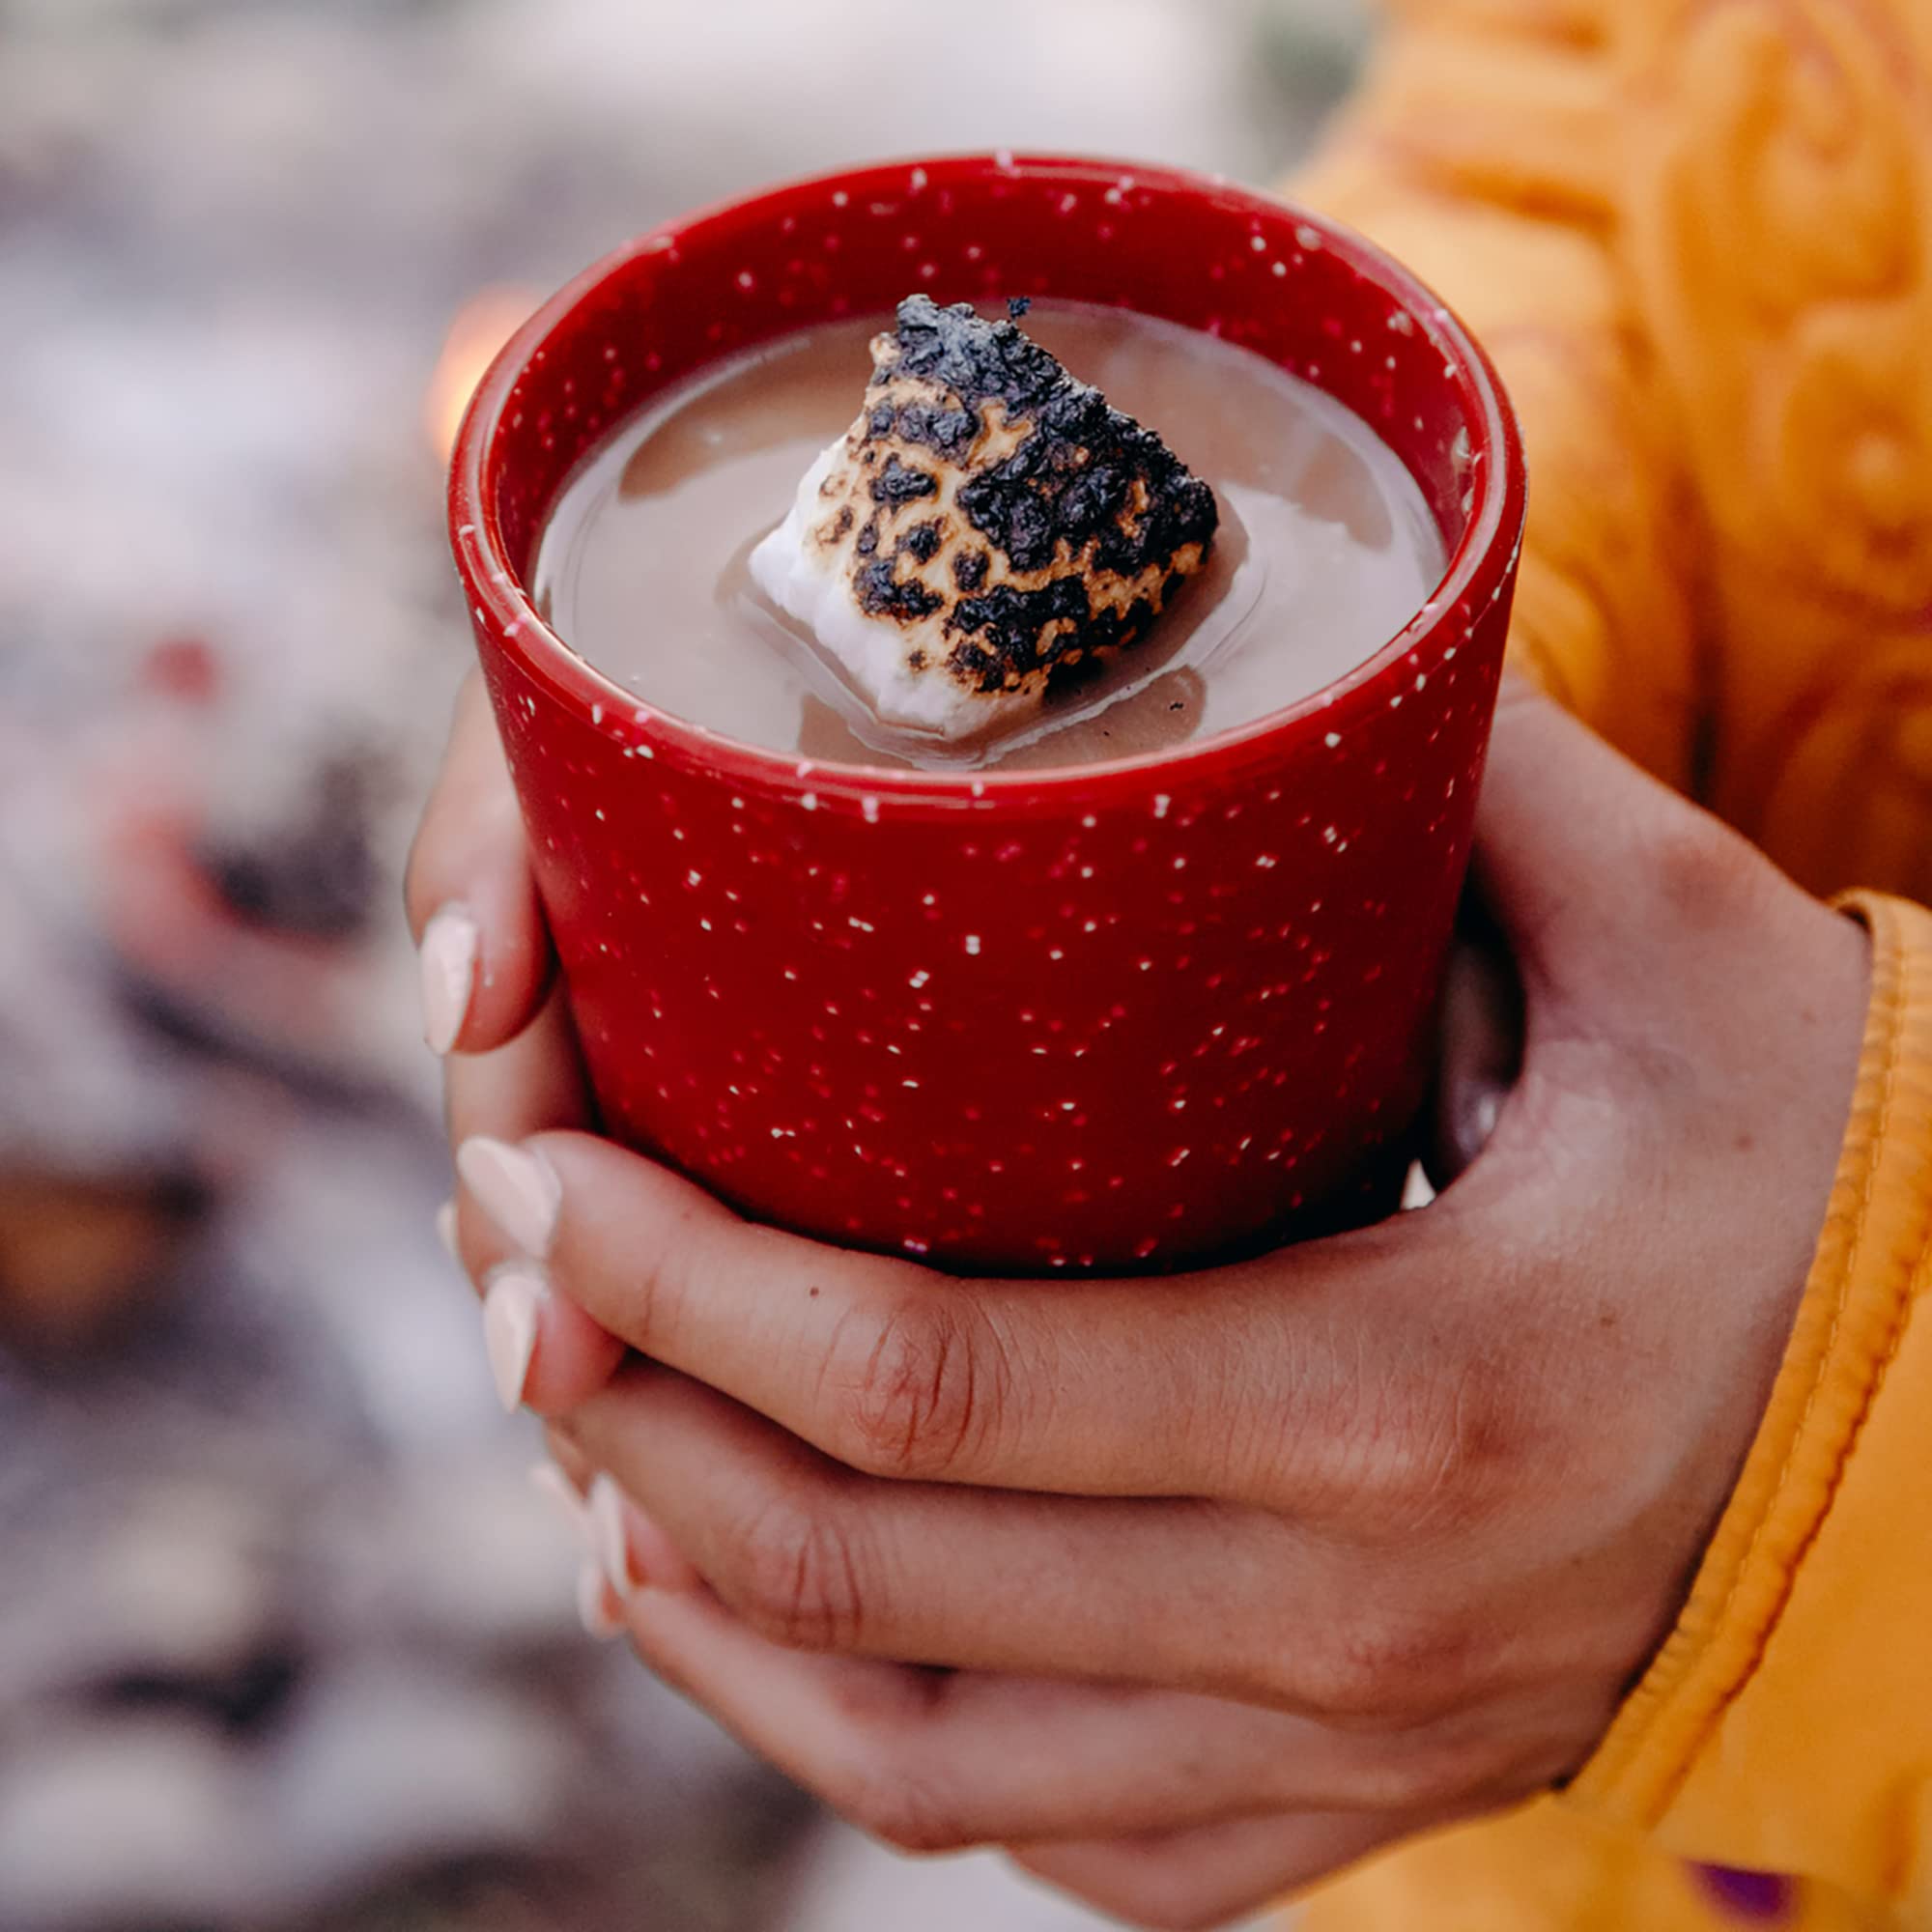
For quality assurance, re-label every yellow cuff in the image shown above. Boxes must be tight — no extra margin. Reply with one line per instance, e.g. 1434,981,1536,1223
1571,891,1932,1841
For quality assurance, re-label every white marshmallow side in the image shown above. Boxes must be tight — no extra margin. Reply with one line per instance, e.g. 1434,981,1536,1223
750,439,1037,741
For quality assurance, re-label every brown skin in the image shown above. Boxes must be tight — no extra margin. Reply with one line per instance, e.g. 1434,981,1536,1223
409,678,1869,1931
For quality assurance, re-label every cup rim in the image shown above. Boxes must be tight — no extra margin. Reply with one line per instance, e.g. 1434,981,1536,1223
450,151,1525,806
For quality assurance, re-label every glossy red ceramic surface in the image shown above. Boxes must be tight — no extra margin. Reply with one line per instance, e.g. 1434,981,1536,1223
450,155,1525,1273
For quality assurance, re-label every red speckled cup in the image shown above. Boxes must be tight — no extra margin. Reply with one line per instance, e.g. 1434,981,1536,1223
450,155,1524,1274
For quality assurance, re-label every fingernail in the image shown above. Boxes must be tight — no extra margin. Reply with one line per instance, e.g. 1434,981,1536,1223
577,1560,627,1640
457,1135,561,1258
529,1462,590,1542
419,905,479,1056
435,1198,460,1260
587,1473,639,1598
481,1264,544,1412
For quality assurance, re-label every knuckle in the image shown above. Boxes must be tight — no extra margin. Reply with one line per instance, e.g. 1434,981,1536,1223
838,1765,976,1855
1372,1357,1518,1534
731,1495,867,1652
839,1294,1006,1481
626,1206,703,1340
1128,1884,1241,1932
1241,1251,1520,1536
580,1216,668,1352
601,1195,718,1351
1281,1313,1521,1543
1333,1735,1483,1811
1292,1605,1470,1723
1641,810,1758,932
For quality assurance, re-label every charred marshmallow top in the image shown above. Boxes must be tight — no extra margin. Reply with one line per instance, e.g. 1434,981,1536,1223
751,296,1219,742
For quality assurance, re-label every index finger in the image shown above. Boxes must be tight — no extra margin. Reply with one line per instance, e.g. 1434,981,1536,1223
405,670,554,1054
526,1129,1476,1513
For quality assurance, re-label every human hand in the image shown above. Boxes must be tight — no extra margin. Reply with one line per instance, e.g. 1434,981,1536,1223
405,672,624,1403
411,678,1867,1929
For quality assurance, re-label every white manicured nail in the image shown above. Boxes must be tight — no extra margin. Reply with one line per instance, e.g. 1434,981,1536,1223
587,1473,638,1597
457,1135,561,1258
419,906,479,1056
435,1199,460,1260
481,1265,543,1411
577,1561,626,1640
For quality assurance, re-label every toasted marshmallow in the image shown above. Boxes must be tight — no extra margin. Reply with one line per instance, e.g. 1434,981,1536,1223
751,296,1218,743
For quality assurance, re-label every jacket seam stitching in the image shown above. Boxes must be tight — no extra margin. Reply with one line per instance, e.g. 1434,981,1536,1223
1643,900,1919,1820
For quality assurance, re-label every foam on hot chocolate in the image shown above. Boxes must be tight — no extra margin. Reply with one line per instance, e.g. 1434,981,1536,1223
750,296,1219,742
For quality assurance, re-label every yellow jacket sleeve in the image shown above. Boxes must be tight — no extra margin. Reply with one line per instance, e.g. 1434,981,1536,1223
1288,0,1703,789
1284,0,1932,1916
1571,890,1932,1910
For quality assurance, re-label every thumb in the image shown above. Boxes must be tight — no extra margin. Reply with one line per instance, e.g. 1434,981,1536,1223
1466,679,1719,1008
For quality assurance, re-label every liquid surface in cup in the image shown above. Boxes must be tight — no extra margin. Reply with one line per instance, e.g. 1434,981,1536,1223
533,303,1446,772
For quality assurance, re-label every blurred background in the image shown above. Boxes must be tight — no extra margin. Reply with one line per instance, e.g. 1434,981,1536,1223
0,3,1366,1926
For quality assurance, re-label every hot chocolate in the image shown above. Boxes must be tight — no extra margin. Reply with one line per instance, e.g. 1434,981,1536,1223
534,300,1444,772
